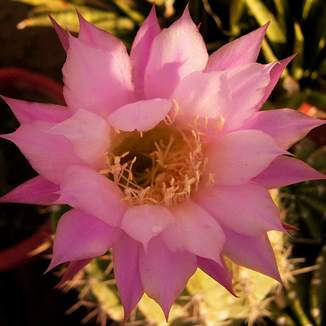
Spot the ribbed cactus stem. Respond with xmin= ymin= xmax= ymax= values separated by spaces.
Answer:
xmin=287 ymin=290 xmax=314 ymax=326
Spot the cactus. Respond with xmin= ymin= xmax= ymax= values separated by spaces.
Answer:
xmin=274 ymin=123 xmax=326 ymax=326
xmin=55 ymin=226 xmax=295 ymax=325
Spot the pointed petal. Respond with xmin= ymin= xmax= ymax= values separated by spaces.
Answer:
xmin=0 ymin=176 xmax=59 ymax=205
xmin=62 ymin=35 xmax=134 ymax=116
xmin=112 ymin=233 xmax=144 ymax=319
xmin=222 ymin=63 xmax=271 ymax=130
xmin=1 ymin=125 xmax=83 ymax=184
xmin=223 ymin=228 xmax=281 ymax=281
xmin=163 ymin=200 xmax=225 ymax=264
xmin=57 ymin=259 xmax=90 ymax=287
xmin=244 ymin=108 xmax=325 ymax=149
xmin=259 ymin=55 xmax=295 ymax=107
xmin=77 ymin=11 xmax=124 ymax=51
xmin=47 ymin=209 xmax=120 ymax=270
xmin=108 ymin=98 xmax=172 ymax=132
xmin=209 ymin=57 xmax=294 ymax=130
xmin=144 ymin=7 xmax=208 ymax=99
xmin=195 ymin=182 xmax=284 ymax=235
xmin=197 ymin=257 xmax=234 ymax=294
xmin=206 ymin=23 xmax=268 ymax=71
xmin=59 ymin=165 xmax=126 ymax=226
xmin=121 ymin=205 xmax=174 ymax=250
xmin=49 ymin=15 xmax=69 ymax=52
xmin=254 ymin=156 xmax=326 ymax=188
xmin=207 ymin=130 xmax=286 ymax=185
xmin=1 ymin=96 xmax=71 ymax=124
xmin=50 ymin=109 xmax=110 ymax=168
xmin=130 ymin=7 xmax=161 ymax=98
xmin=139 ymin=236 xmax=197 ymax=318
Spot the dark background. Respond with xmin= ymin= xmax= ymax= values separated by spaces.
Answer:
xmin=0 ymin=1 xmax=90 ymax=325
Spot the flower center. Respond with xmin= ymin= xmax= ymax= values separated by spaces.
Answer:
xmin=101 ymin=124 xmax=208 ymax=206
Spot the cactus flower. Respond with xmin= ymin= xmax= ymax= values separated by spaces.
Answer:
xmin=1 ymin=7 xmax=325 ymax=319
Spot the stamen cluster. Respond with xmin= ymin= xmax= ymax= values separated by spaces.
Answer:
xmin=101 ymin=127 xmax=207 ymax=206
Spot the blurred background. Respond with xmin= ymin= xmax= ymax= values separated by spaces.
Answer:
xmin=0 ymin=0 xmax=325 ymax=325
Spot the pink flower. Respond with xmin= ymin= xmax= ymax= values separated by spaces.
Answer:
xmin=1 ymin=7 xmax=325 ymax=319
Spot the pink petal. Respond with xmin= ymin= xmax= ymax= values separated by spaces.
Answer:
xmin=206 ymin=23 xmax=268 ymax=71
xmin=139 ymin=236 xmax=197 ymax=318
xmin=173 ymin=64 xmax=273 ymax=130
xmin=259 ymin=55 xmax=295 ymax=107
xmin=144 ymin=7 xmax=208 ymax=99
xmin=254 ymin=156 xmax=326 ymax=188
xmin=47 ymin=209 xmax=120 ymax=270
xmin=77 ymin=11 xmax=124 ymax=51
xmin=1 ymin=96 xmax=71 ymax=125
xmin=112 ymin=233 xmax=144 ymax=319
xmin=130 ymin=7 xmax=161 ymax=98
xmin=197 ymin=257 xmax=234 ymax=294
xmin=172 ymin=71 xmax=229 ymax=120
xmin=223 ymin=228 xmax=281 ymax=281
xmin=121 ymin=205 xmax=174 ymax=250
xmin=108 ymin=98 xmax=172 ymax=132
xmin=1 ymin=125 xmax=83 ymax=184
xmin=206 ymin=130 xmax=286 ymax=185
xmin=57 ymin=259 xmax=91 ymax=287
xmin=162 ymin=200 xmax=225 ymax=264
xmin=195 ymin=182 xmax=284 ymax=236
xmin=50 ymin=109 xmax=110 ymax=168
xmin=59 ymin=165 xmax=126 ymax=226
xmin=49 ymin=15 xmax=69 ymax=52
xmin=244 ymin=108 xmax=325 ymax=149
xmin=62 ymin=35 xmax=134 ymax=116
xmin=0 ymin=176 xmax=59 ymax=205
xmin=222 ymin=63 xmax=271 ymax=130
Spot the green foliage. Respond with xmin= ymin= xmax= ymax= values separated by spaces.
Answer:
xmin=245 ymin=0 xmax=286 ymax=43
xmin=276 ymin=128 xmax=326 ymax=326
xmin=12 ymin=0 xmax=147 ymax=46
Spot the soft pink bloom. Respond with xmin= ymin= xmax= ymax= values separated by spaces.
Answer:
xmin=1 ymin=7 xmax=325 ymax=319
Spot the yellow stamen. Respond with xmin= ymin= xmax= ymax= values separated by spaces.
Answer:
xmin=103 ymin=126 xmax=207 ymax=206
